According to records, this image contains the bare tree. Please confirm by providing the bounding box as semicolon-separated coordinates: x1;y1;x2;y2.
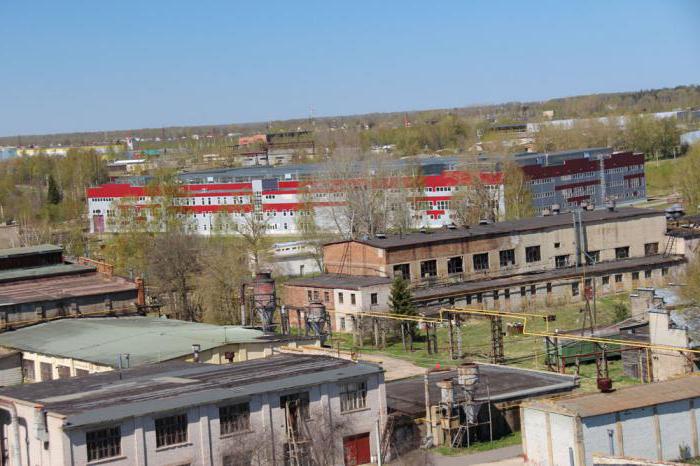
233;210;271;271
450;175;496;226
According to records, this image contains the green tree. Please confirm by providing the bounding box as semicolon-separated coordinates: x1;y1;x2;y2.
389;276;416;350
675;144;700;214
47;174;62;205
503;161;535;220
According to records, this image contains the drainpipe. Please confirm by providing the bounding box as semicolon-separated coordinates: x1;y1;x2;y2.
0;399;22;466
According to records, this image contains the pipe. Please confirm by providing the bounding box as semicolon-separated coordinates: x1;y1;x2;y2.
376;418;383;466
0;399;21;466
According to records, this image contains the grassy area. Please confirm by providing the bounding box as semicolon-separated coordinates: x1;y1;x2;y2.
645;158;677;197
432;431;522;456
327;294;638;393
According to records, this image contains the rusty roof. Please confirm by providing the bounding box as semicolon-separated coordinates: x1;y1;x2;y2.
327;208;663;250
524;375;700;418
285;274;392;290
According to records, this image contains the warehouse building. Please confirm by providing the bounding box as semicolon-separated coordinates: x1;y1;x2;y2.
0;316;319;384
0;245;142;328
0;354;386;466
521;375;700;466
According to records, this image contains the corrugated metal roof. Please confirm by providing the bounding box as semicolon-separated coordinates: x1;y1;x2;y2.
524;375;700;418
0;263;94;284
286;274;392;290
0;317;269;367
330;208;663;250
0;354;382;429
0;244;62;259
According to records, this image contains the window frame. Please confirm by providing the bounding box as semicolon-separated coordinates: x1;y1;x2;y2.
525;246;541;263
615;246;630;259
472;253;489;271
86;426;122;462
340;380;368;413
447;256;464;275
219;403;250;436
499;249;516;268
155;413;188;448
420;260;438;278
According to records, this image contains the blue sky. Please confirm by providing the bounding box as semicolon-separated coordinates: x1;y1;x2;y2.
1;0;698;136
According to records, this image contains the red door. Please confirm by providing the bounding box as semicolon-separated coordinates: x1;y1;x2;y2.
343;432;371;466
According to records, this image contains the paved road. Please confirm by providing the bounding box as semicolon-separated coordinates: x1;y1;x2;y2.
429;445;523;465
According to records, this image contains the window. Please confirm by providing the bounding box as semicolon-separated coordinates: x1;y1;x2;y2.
86;426;121;462
370;293;378;306
644;242;659;256
555;255;570;268
220;403;250;435
338;292;344;304
307;290;313;302
520;286;526;297
572;282;579;296
504;289;510;300
554;242;560;248
585;250;600;265
155;413;188;447
466;295;472;305
473;253;489;271
632;272;639;281
492;290;499;300
40;362;53;381
57;366;71;379
615;247;629;259
526;246;541;263
546;283;552;294
530;284;536;295
644;269;652;278
476;293;483;304
662;267;669;276
447;256;463;275
324;291;330;303
22;359;35;382
350;293;356;305
615;274;623;283
340;381;367;412
313;290;320;301
280;392;310;421
420;260;437;278
393;263;410;280
499;249;515;268
340;317;346;331
602;276;610;285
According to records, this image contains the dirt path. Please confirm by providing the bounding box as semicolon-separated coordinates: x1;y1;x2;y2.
356;353;426;381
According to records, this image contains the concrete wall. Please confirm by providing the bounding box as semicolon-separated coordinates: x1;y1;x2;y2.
522;397;700;466
649;309;694;381
3;371;387;466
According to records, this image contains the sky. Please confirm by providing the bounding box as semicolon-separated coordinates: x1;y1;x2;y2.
1;0;699;136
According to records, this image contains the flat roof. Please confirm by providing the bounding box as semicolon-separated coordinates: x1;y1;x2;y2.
0;317;271;367
0;263;95;284
412;255;684;303
386;363;578;417
286;274;392;290
0;272;137;308
0;244;62;259
0;354;382;429
524;375;700;418
331;208;663;250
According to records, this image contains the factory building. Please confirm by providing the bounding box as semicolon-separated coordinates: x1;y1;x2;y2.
521;375;700;465
516;148;647;214
86;156;505;235
285;208;684;331
0;245;142;329
0;354;386;466
384;363;578;455
0;316;319;384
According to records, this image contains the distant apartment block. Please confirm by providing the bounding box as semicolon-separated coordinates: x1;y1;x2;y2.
516;148;646;213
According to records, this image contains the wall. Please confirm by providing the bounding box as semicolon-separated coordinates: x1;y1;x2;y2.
649;309;694;381
4;371;387;466
0;352;21;387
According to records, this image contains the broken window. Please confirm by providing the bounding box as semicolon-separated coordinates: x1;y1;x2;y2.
473;253;489;271
615;247;629;259
555;255;570;268
499;249;515;268
420;260;437;278
155;413;188;447
447;256;463;275
525;246;541;263
220;403;250;435
644;242;659;256
393;263;410;280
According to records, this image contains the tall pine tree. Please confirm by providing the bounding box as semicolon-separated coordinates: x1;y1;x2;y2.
47;174;62;205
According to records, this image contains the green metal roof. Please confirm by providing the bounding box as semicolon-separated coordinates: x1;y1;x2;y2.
0;317;267;367
0;244;62;259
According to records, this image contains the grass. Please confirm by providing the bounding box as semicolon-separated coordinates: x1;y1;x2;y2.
327;294;638;393
645;158;678;197
432;431;522;456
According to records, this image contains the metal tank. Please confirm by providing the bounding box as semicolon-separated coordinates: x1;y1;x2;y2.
457;362;480;423
252;271;276;332
306;301;329;343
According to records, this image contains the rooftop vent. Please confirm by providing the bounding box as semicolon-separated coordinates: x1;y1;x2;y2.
478;219;492;225
447;224;457;230
375;233;387;239
551;204;561;215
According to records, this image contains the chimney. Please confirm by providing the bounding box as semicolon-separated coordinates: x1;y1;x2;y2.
192;344;201;363
135;278;145;306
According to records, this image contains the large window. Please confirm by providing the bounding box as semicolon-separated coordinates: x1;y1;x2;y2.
155;413;188;447
22;359;35;382
393;264;410;280
340;381;367;412
472;253;489;271
644;242;659;256
420;260;437;278
370;293;378;306
499;249;515;268
447;256;463;275
525;246;541;263
86;426;121;462
615;246;629;259
220;403;250;435
40;362;53;381
555;255;570;268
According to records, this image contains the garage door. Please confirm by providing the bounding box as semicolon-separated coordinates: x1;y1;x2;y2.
343;432;371;466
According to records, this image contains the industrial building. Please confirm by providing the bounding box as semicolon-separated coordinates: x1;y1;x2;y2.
384;363;578;456
0;316;319;384
516;148;647;214
86;156;505;235
521;375;700;465
285;207;684;331
0;245;142;329
0;354;386;466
